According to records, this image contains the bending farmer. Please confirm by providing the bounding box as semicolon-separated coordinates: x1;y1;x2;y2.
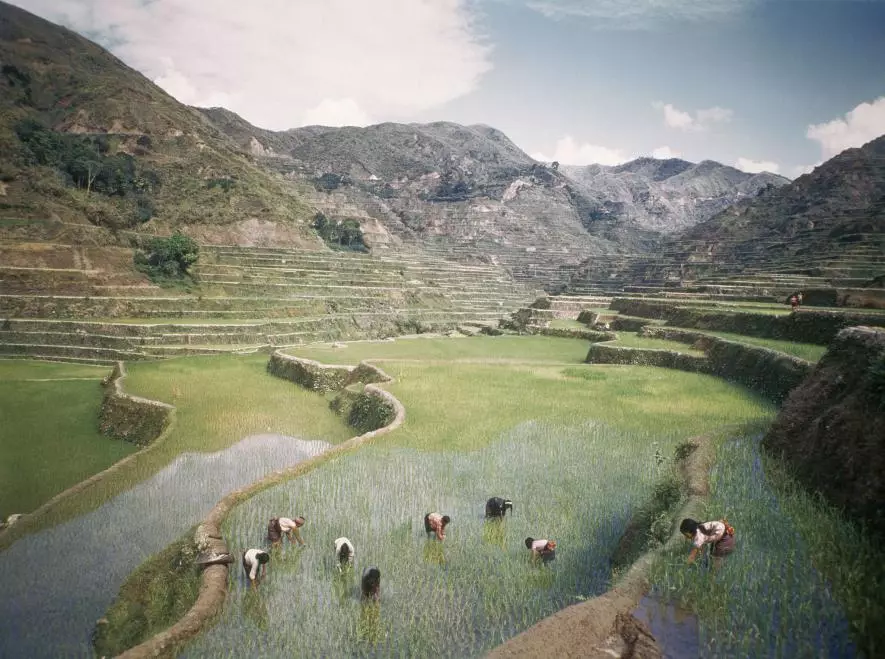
424;512;451;541
242;548;270;587
680;518;735;563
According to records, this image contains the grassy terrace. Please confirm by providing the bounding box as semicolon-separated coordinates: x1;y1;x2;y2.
0;359;134;519
0;354;353;548
606;332;707;356
691;330;828;362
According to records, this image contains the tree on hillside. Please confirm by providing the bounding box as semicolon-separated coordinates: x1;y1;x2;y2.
134;233;199;282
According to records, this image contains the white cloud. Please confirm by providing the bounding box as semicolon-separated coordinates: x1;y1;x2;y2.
806;96;885;159
525;0;754;29
532;136;631;166
652;101;733;132
13;0;491;130
301;99;373;127
651;146;681;159
735;157;780;174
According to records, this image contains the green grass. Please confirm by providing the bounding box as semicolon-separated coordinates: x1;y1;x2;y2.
548;318;587;330
93;531;202;658
693;330;828;362
647;436;879;657
606;332;706;356
0;359;133;518
0;353;353;547
293;334;591;366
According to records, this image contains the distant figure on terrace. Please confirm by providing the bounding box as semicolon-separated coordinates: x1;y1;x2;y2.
424;512;451;541
279;516;306;545
334;536;355;569
525;537;556;562
798;291;804;307
242;548;270;587
789;294;799;311
680;518;735;564
361;567;381;600
485;497;513;518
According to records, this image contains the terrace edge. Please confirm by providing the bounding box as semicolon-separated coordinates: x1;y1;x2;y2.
115;350;406;659
0;361;176;551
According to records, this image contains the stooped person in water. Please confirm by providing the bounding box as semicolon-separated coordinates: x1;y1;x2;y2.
680;517;735;564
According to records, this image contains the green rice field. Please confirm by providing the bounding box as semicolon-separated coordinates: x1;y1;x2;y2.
0;359;133;518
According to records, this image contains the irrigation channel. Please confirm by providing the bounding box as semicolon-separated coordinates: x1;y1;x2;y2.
0;434;330;658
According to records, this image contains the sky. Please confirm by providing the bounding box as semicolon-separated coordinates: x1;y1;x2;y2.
11;0;885;178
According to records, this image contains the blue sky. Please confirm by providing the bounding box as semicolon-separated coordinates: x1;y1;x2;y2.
12;0;885;177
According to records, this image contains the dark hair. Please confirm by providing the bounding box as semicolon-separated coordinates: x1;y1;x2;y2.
257;552;270;564
679;518;699;535
338;543;351;562
441;515;451;525
681;518;717;536
525;537;535;549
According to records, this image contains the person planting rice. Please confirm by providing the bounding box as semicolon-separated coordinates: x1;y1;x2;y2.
485;497;513;518
278;516;306;545
525;537;556;562
424;512;451;541
267;517;283;546
334;536;355;569
680;517;735;564
242;548;270;587
361;567;381;600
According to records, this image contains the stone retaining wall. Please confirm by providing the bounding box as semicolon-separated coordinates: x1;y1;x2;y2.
640;327;813;403
118;353;405;659
535;327;616;341
585;344;710;373
612;298;885;345
99;362;174;446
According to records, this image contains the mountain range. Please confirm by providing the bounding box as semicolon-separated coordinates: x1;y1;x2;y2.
0;0;882;290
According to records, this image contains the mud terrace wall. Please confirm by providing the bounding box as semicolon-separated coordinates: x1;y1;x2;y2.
612;298;885;345
119;352;405;659
536;327;615;341
99;362;174;446
763;326;885;532
640;327;813;403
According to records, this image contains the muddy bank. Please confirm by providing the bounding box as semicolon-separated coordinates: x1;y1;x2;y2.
0;434;329;658
487;433;713;658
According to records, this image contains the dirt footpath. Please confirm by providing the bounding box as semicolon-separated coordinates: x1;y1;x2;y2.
487;433;714;659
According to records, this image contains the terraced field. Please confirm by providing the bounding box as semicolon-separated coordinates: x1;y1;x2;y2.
0;240;540;364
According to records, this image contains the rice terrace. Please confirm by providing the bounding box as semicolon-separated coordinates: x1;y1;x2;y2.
1;1;885;657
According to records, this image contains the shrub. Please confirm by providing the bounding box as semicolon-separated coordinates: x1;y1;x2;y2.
314;172;345;191
206;177;236;192
312;212;366;251
134;233;199;282
869;351;885;411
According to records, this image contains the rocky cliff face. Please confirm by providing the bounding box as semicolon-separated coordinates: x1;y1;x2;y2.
203;112;790;288
562;158;789;234
763;326;885;532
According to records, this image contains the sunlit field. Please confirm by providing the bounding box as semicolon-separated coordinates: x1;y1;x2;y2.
176;336;775;657
0;359;132;518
